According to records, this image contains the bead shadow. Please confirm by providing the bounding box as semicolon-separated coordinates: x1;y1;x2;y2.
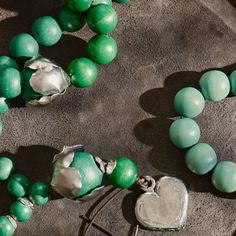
134;63;236;199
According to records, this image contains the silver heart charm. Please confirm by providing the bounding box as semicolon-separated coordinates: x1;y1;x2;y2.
135;176;188;231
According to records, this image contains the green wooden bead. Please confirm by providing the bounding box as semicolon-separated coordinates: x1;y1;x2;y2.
0;98;10;115
174;87;205;118
0;216;15;236
67;58;97;88
107;156;138;188
87;4;118;34
66;0;93;12
7;174;30;197
212;161;236;193
9;33;39;61
0;67;21;99
0;56;19;70
169;118;200;149
70;152;103;197
0;157;14;181
32;16;62;46
10;200;32;222
86;34;117;64
92;0;112;6
57;5;85;32
199;70;230;101
29;182;50;206
229;69;236;95
185;143;217;175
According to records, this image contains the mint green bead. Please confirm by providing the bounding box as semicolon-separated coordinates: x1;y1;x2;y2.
70;152;103;197
174;87;205;118
0;216;15;236
0;157;14;181
107;156;138;188
212;161;236;193
67;58;97;88
9;33;39;61
199;70;230;101
66;0;93;12
29;182;50;206
0;67;21;99
0;56;19;70
92;0;112;6
32;16;62;46
169;118;200;149
229;70;236;95
86;34;117;64
87;4;118;34
185;143;217;175
10;200;32;222
7;174;30;197
0;98;10;115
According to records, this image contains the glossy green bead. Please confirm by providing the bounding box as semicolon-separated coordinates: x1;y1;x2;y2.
0;157;14;181
29;182;50;206
32;16;62;46
87;4;118;34
57;5;85;32
107;156;138;188
185;143;217;175
92;0;112;6
229;69;236;95
0;216;15;236
7;174;30;197
70;152;103;197
0;98;10;115
86;34;117;65
0;67;21;99
9;33;39;61
67;58;97;88
212;161;236;193
10;200;32;222
169;118;200;149
66;0;93;12
114;0;129;3
0;56;18;70
174;87;205;118
199;70;230;101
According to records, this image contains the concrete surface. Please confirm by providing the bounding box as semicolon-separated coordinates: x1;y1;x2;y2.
0;0;236;235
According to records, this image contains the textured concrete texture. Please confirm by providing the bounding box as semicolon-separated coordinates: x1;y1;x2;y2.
0;0;236;235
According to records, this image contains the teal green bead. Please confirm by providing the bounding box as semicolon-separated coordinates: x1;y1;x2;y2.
29;182;50;206
92;0;112;6
0;56;19;70
0;157;14;181
0;67;21;99
185;143;217;175
10;200;32;222
169;118;200;149
0;98;10;115
114;0;129;3
9;33;39;61
212;161;236;193
199;70;230;101
86;34;117;64
67;58;97;88
66;0;93;12
87;4;118;34
107;156;138;188
174;87;205;118
32;16;62;46
229;69;236;95
70;152;103;197
7;174;30;197
57;5;85;32
0;216;15;236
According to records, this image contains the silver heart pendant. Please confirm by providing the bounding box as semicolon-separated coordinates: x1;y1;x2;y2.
135;176;188;231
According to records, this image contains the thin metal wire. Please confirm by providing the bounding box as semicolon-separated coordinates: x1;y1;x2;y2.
134;224;139;236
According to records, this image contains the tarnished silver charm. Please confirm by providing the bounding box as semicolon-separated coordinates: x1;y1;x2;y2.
135;176;188;231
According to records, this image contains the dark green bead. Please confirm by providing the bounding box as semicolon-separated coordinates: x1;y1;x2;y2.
0;67;21;99
86;34;117;64
229;69;236;95
32;16;62;46
7;174;30;197
87;4;118;34
0;216;15;236
0;56;19;70
10;200;32;222
57;5;85;32
9;33;39;61
0;157;14;181
92;0;112;6
66;0;93;12
114;0;128;3
0;98;10;115
107;156;138;188
67;58;97;88
29;182;50;206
